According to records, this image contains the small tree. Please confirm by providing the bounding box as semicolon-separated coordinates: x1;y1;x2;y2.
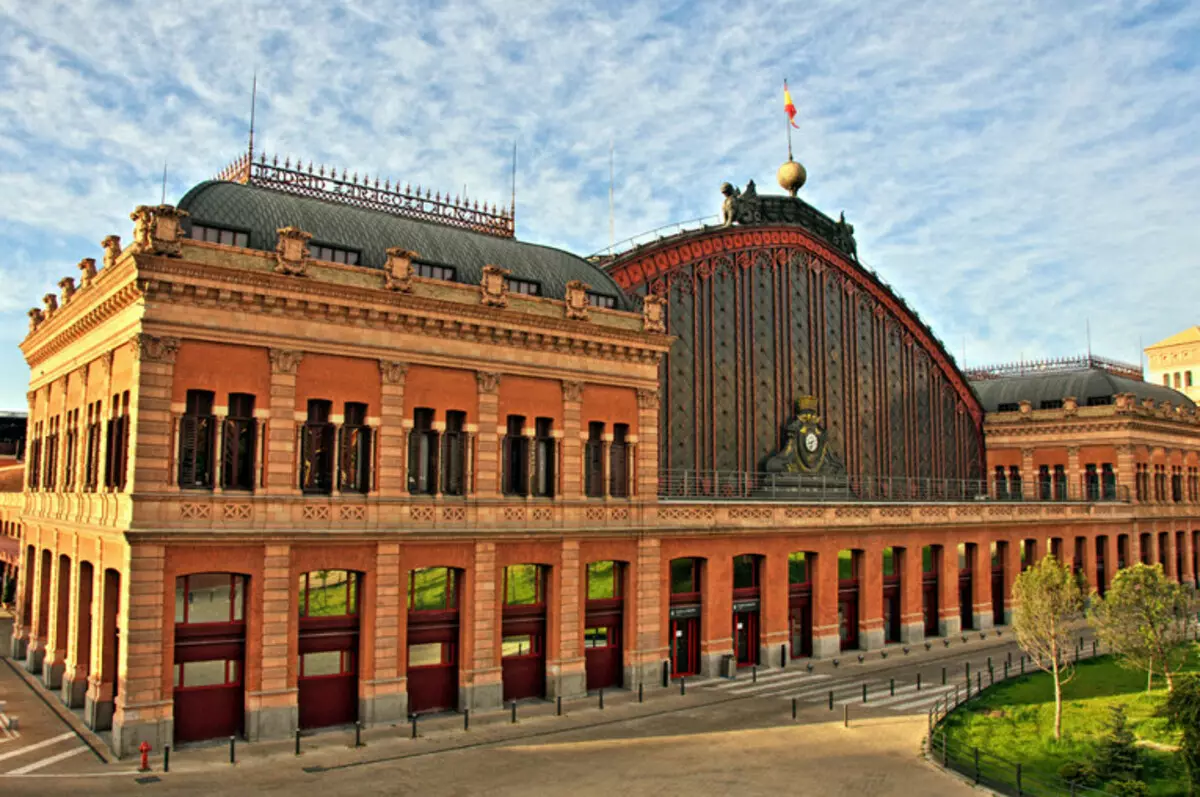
1091;564;1198;692
1013;554;1086;741
1095;704;1142;783
1166;674;1200;796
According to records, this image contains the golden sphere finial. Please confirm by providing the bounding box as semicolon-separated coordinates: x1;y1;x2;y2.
777;159;806;197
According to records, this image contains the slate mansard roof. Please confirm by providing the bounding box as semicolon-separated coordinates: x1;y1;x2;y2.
176;180;632;310
971;366;1196;413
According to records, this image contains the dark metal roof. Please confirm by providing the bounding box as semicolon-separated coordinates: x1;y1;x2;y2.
971;367;1195;412
176;180;632;309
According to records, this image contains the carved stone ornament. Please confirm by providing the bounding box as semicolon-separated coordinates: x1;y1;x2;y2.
476;371;501;395
100;237;121;272
480;264;511;308
274;226;313;276
130;205;188;258
636;388;660;410
383;247;418;293
135;334;180;364
642;292;667;334
1018;400;1032;416
1142;397;1157;410
562;380;584;403
269;348;304;375
27;307;44;333
1063;396;1079;415
764;395;845;476
42;293;58;318
58;276;76;305
1114;392;1135;411
719;180;763;227
564;280;591;321
380;360;408;385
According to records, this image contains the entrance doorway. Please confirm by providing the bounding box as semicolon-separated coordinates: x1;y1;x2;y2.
669;558;702;677
501;564;546;702
991;542;1006;626
882;547;901;644
957;543;974;631
1095;537;1108;596
298;570;361;730
922;546;940;636
788;552;813;658
407;567;460;714
731;555;761;667
838;549;861;651
173;573;246;744
584;561;623;691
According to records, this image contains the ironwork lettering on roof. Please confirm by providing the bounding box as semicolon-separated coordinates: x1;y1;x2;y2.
215;152;514;239
966;355;1143;382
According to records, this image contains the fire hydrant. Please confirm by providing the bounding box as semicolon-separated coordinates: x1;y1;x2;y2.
138;741;151;772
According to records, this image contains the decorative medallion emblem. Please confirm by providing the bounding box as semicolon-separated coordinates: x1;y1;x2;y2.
384;247;418;293
564;280;590;321
274;226;313;276
480;263;511;308
765;395;843;475
642;292;667;334
130;205;188;258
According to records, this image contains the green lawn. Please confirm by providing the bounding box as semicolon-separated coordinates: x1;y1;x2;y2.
940;648;1199;796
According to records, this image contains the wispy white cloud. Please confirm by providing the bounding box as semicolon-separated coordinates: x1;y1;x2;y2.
0;0;1197;408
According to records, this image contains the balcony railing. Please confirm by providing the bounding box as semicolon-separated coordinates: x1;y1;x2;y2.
657;470;1131;503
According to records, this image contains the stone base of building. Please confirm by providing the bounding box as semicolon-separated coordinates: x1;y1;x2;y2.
41;660;64;690
62;676;87;709
974;613;995;632
699;649;731;678
461;681;504;712
860;628;887;651
900;621;925;644
759;642;787;669
938;616;962;638
245;704;297;741
624;658;667;690
546;670;587;700
85;696;114;732
23;646;44;675
812;634;840;659
359;691;408;728
112;715;172;759
8;634;26;661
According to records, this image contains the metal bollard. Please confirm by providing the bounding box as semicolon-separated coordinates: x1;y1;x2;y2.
557;696;562;716
890;678;895;696
464;709;470;732
987;656;992;670
638;683;644;703
862;683;867;703
942;666;946;685
511;701;518;724
599;688;604;710
680;677;686;696
966;662;971;680
781;644;787;669
977;672;982;692
662;661;670;688
843;703;849;728
792;697;798;720
410;715;417;740
357;720;364;747
828;690;834;710
164;745;171;773
974;747;980;784
1092;640;1097;657
752;666;757;683
917;673;922;691
229;736;236;765
989;667;994;686
295;729;301;756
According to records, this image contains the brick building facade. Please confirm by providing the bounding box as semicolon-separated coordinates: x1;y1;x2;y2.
4;155;1198;757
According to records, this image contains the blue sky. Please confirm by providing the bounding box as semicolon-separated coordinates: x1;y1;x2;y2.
1;0;1198;411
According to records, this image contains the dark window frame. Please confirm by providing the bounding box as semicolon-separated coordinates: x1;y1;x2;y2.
222;393;257;491
502;415;529;496
586;292;617;309
339;401;372;494
505;277;541;296
408;408;438;495
309;241;361;266
178;389;216;490
299;399;335;495
190;222;250;248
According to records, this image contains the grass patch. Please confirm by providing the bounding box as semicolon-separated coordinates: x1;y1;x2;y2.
940;647;1200;796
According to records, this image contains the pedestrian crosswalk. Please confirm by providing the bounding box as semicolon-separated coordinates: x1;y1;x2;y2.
693;668;960;714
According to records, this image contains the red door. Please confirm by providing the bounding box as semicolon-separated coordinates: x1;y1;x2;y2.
838;589;858;651
670;616;700;676
991;566;1005;626
502;609;545;702
407;609;458;714
734;611;759;666
922;574;939;636
298;642;358;729
789;590;812;658
584;597;622;691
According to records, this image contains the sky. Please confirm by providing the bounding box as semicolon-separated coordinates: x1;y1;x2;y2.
1;0;1198;411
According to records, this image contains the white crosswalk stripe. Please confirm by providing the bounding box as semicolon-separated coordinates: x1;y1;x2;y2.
703;669;814;691
723;673;832;696
6;745;88;775
0;732;75;765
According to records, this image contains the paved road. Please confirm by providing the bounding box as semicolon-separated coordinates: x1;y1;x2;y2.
0;631;1095;795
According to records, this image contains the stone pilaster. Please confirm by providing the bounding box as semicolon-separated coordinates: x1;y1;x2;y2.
811;548;841;657
972;542;993;631
85;560;118;732
1001;538;1020;625
378;362;408;497
10;544;30;659
24;544;47;673
1116;445;1137;503
62;540;91;708
42;552;70;689
561;381;583;499
1081;533;1099;593
937;545;962;638
266;350;303;494
463;541;501;709
1066;446;1081;501
629;536;665;688
475;373;500;500
636;388;660;502
859;546;885;650
112;544;169;758
1020;448;1035;500
1180;531;1195;585
547;539;586;699
760;552;789;666
899;544;925;642
247;544;297;740
130;334;180;493
361;542;406;725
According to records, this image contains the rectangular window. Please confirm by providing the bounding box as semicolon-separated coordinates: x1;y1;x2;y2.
1039;399;1063;410
994;465;1008;500
408;408;438;495
502;415;529;496
1085;463;1099;501
42;416;58;491
585;421;605;498
670;558;699;594
415;263;456;281
441;410;468;496
409;567;456;611
63;409;78;490
504;564;542;606
222;393;257;490
1163;375;1170;386
733;555;758;589
502;634;537;658
1101;463;1116;501
104;391;130;490
788;552;809;585
408;642;450;668
837;550;857;581
1054;465;1067;500
1008;466;1022;501
1188;371;1194;387
300;399;335;494
584;627;615;648
300;650;355;677
586;292;617;309
310;243;361;266
190;223;249;248
175;659;240;689
882;547;896;577
923;546;935;574
339;402;372;494
533;417;556;498
609;423;629;498
26;421;41;491
1086;396;1112;406
174;573;246;625
1174;372;1182;388
299;570;358;617
505;278;541;296
84;400;102;491
587;560;619;600
179;390;216;489
996;402;1020;412
1038;465;1051;500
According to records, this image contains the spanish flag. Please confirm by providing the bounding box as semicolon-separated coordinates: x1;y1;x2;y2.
784;80;799;129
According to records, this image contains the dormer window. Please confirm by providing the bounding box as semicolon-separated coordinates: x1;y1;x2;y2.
416;263;456;281
1039;400;1063;410
311;243;360;266
586;292;617;309
996;403;1019;413
506;278;541;296
191;224;249;248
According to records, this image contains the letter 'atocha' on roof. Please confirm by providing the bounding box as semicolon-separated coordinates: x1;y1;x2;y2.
178;153;630;309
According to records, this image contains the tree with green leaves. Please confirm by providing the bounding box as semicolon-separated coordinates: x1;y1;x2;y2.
1166;674;1200;796
1013;554;1087;741
1090;563;1198;692
1094;704;1141;783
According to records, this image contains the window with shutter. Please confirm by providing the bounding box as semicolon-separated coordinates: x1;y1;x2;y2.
609;423;629;498
408;408;437;495
533;417;555;498
585;422;605;498
178;390;216;489
339;402;371;494
222;393;256;490
300;400;335;494
502;415;528;496
442;410;467;496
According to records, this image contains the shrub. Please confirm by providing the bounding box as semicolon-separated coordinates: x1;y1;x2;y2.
1105;780;1150;797
1059;760;1100;786
1095;704;1142;782
1166;674;1200;796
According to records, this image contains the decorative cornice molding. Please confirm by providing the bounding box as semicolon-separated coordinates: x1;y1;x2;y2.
269;348;304;375
22;279;143;366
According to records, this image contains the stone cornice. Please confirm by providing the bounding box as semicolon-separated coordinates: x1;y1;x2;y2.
137;255;671;366
21;259;141;368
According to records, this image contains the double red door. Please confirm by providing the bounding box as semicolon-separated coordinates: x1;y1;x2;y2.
838;586;859;650
585;598;623;691
922;574;939;636
670;613;700;676
502;607;545;702
407;609;459;714
733;610;759;666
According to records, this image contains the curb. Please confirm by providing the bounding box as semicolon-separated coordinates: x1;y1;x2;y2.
1;656;114;764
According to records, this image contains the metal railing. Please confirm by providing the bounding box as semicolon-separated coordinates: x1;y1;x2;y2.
656;470;1130;503
586;215;720;260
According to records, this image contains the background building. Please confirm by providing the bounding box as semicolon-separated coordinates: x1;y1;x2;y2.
1145;326;1200;402
4;152;1197;758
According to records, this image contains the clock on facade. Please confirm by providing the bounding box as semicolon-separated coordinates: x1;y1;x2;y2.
805;432;819;452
